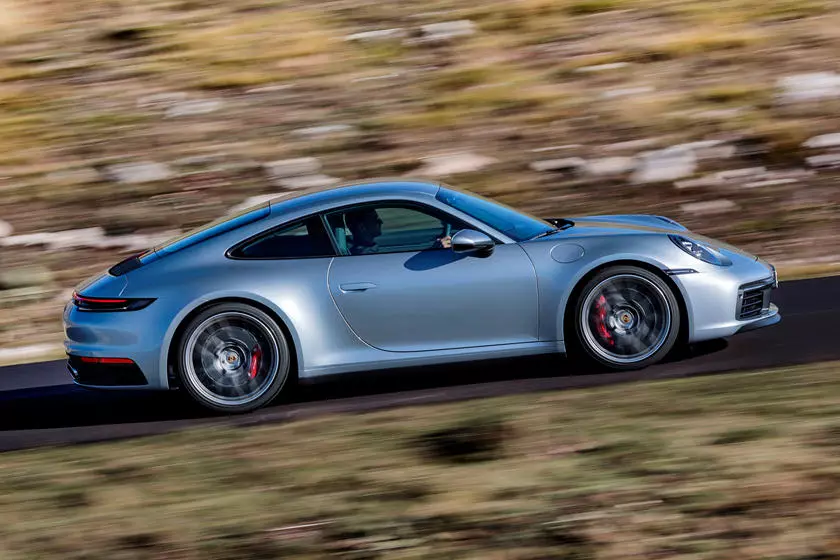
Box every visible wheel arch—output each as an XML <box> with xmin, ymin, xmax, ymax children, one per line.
<box><xmin>559</xmin><ymin>258</ymin><xmax>690</xmax><ymax>349</ymax></box>
<box><xmin>161</xmin><ymin>295</ymin><xmax>301</xmax><ymax>390</ymax></box>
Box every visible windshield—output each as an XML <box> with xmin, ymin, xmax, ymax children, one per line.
<box><xmin>435</xmin><ymin>187</ymin><xmax>554</xmax><ymax>242</ymax></box>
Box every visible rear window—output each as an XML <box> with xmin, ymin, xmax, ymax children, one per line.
<box><xmin>156</xmin><ymin>203</ymin><xmax>271</xmax><ymax>257</ymax></box>
<box><xmin>107</xmin><ymin>203</ymin><xmax>271</xmax><ymax>276</ymax></box>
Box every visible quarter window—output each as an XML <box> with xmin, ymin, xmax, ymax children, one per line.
<box><xmin>230</xmin><ymin>217</ymin><xmax>335</xmax><ymax>259</ymax></box>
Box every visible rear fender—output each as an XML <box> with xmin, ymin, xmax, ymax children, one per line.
<box><xmin>157</xmin><ymin>291</ymin><xmax>304</xmax><ymax>389</ymax></box>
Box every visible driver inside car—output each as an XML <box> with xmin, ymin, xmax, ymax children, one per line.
<box><xmin>345</xmin><ymin>208</ymin><xmax>383</xmax><ymax>255</ymax></box>
<box><xmin>344</xmin><ymin>208</ymin><xmax>452</xmax><ymax>255</ymax></box>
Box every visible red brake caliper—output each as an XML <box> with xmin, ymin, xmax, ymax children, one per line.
<box><xmin>248</xmin><ymin>346</ymin><xmax>262</xmax><ymax>379</ymax></box>
<box><xmin>595</xmin><ymin>295</ymin><xmax>614</xmax><ymax>346</ymax></box>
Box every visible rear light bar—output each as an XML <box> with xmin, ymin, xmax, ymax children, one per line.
<box><xmin>78</xmin><ymin>357</ymin><xmax>135</xmax><ymax>365</ymax></box>
<box><xmin>72</xmin><ymin>292</ymin><xmax>156</xmax><ymax>312</ymax></box>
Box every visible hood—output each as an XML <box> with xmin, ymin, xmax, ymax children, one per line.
<box><xmin>555</xmin><ymin>214</ymin><xmax>759</xmax><ymax>261</ymax></box>
<box><xmin>563</xmin><ymin>214</ymin><xmax>689</xmax><ymax>233</ymax></box>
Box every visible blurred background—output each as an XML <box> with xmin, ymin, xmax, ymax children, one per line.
<box><xmin>1</xmin><ymin>0</ymin><xmax>839</xmax><ymax>355</ymax></box>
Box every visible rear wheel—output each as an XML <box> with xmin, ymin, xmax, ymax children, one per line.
<box><xmin>572</xmin><ymin>266</ymin><xmax>680</xmax><ymax>370</ymax></box>
<box><xmin>177</xmin><ymin>302</ymin><xmax>292</xmax><ymax>413</ymax></box>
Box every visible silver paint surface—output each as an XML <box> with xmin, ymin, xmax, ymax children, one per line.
<box><xmin>550</xmin><ymin>244</ymin><xmax>585</xmax><ymax>263</ymax></box>
<box><xmin>64</xmin><ymin>180</ymin><xmax>780</xmax><ymax>390</ymax></box>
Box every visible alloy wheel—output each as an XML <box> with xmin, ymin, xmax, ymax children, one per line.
<box><xmin>183</xmin><ymin>310</ymin><xmax>285</xmax><ymax>407</ymax></box>
<box><xmin>579</xmin><ymin>273</ymin><xmax>672</xmax><ymax>365</ymax></box>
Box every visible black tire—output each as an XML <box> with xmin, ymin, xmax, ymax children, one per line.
<box><xmin>176</xmin><ymin>302</ymin><xmax>293</xmax><ymax>413</ymax></box>
<box><xmin>571</xmin><ymin>266</ymin><xmax>681</xmax><ymax>371</ymax></box>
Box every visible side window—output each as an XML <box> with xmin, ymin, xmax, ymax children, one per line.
<box><xmin>325</xmin><ymin>204</ymin><xmax>470</xmax><ymax>256</ymax></box>
<box><xmin>231</xmin><ymin>217</ymin><xmax>335</xmax><ymax>259</ymax></box>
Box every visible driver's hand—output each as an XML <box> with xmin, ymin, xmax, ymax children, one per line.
<box><xmin>439</xmin><ymin>235</ymin><xmax>452</xmax><ymax>249</ymax></box>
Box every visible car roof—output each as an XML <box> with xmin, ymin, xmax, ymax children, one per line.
<box><xmin>146</xmin><ymin>179</ymin><xmax>451</xmax><ymax>258</ymax></box>
<box><xmin>264</xmin><ymin>178</ymin><xmax>442</xmax><ymax>215</ymax></box>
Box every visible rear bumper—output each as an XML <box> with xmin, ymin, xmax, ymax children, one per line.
<box><xmin>66</xmin><ymin>355</ymin><xmax>149</xmax><ymax>388</ymax></box>
<box><xmin>63</xmin><ymin>300</ymin><xmax>171</xmax><ymax>390</ymax></box>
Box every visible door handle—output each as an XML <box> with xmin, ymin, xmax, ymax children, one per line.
<box><xmin>339</xmin><ymin>282</ymin><xmax>378</xmax><ymax>292</ymax></box>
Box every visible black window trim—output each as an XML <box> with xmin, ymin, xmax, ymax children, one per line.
<box><xmin>225</xmin><ymin>198</ymin><xmax>504</xmax><ymax>261</ymax></box>
<box><xmin>225</xmin><ymin>215</ymin><xmax>339</xmax><ymax>261</ymax></box>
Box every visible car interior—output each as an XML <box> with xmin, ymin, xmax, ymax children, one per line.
<box><xmin>327</xmin><ymin>206</ymin><xmax>459</xmax><ymax>255</ymax></box>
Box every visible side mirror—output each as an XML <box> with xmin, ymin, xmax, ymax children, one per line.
<box><xmin>451</xmin><ymin>229</ymin><xmax>495</xmax><ymax>256</ymax></box>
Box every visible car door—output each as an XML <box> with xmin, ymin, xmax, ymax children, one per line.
<box><xmin>325</xmin><ymin>202</ymin><xmax>539</xmax><ymax>352</ymax></box>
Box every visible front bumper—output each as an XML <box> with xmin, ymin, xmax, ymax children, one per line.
<box><xmin>674</xmin><ymin>259</ymin><xmax>781</xmax><ymax>343</ymax></box>
<box><xmin>734</xmin><ymin>304</ymin><xmax>781</xmax><ymax>334</ymax></box>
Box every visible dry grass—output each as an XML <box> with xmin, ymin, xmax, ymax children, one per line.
<box><xmin>3</xmin><ymin>362</ymin><xmax>840</xmax><ymax>558</ymax></box>
<box><xmin>0</xmin><ymin>1</ymin><xmax>33</xmax><ymax>38</ymax></box>
<box><xmin>162</xmin><ymin>9</ymin><xmax>346</xmax><ymax>86</ymax></box>
<box><xmin>630</xmin><ymin>29</ymin><xmax>766</xmax><ymax>60</ymax></box>
<box><xmin>695</xmin><ymin>84</ymin><xmax>769</xmax><ymax>105</ymax></box>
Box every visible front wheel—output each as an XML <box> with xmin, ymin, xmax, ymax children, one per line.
<box><xmin>176</xmin><ymin>303</ymin><xmax>292</xmax><ymax>413</ymax></box>
<box><xmin>572</xmin><ymin>266</ymin><xmax>681</xmax><ymax>370</ymax></box>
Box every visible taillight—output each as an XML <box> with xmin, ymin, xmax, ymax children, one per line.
<box><xmin>72</xmin><ymin>292</ymin><xmax>155</xmax><ymax>312</ymax></box>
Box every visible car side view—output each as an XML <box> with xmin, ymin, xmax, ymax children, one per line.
<box><xmin>64</xmin><ymin>180</ymin><xmax>781</xmax><ymax>413</ymax></box>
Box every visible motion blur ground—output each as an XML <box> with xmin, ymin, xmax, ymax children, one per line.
<box><xmin>3</xmin><ymin>361</ymin><xmax>840</xmax><ymax>559</ymax></box>
<box><xmin>2</xmin><ymin>0</ymin><xmax>840</xmax><ymax>352</ymax></box>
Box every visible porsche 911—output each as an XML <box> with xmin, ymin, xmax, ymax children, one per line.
<box><xmin>64</xmin><ymin>180</ymin><xmax>780</xmax><ymax>412</ymax></box>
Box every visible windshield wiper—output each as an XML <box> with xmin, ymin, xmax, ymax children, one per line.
<box><xmin>530</xmin><ymin>219</ymin><xmax>574</xmax><ymax>240</ymax></box>
<box><xmin>530</xmin><ymin>228</ymin><xmax>562</xmax><ymax>240</ymax></box>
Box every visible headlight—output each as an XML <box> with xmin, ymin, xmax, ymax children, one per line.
<box><xmin>668</xmin><ymin>235</ymin><xmax>732</xmax><ymax>266</ymax></box>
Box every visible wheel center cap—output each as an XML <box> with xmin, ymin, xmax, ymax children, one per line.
<box><xmin>219</xmin><ymin>348</ymin><xmax>243</xmax><ymax>372</ymax></box>
<box><xmin>611</xmin><ymin>309</ymin><xmax>636</xmax><ymax>331</ymax></box>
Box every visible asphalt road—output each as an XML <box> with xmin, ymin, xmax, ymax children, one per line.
<box><xmin>0</xmin><ymin>276</ymin><xmax>835</xmax><ymax>452</ymax></box>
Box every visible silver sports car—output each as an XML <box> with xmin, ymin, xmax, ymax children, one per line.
<box><xmin>64</xmin><ymin>180</ymin><xmax>780</xmax><ymax>412</ymax></box>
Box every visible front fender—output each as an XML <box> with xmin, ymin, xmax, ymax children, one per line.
<box><xmin>552</xmin><ymin>253</ymin><xmax>690</xmax><ymax>343</ymax></box>
<box><xmin>520</xmin><ymin>234</ymin><xmax>698</xmax><ymax>345</ymax></box>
